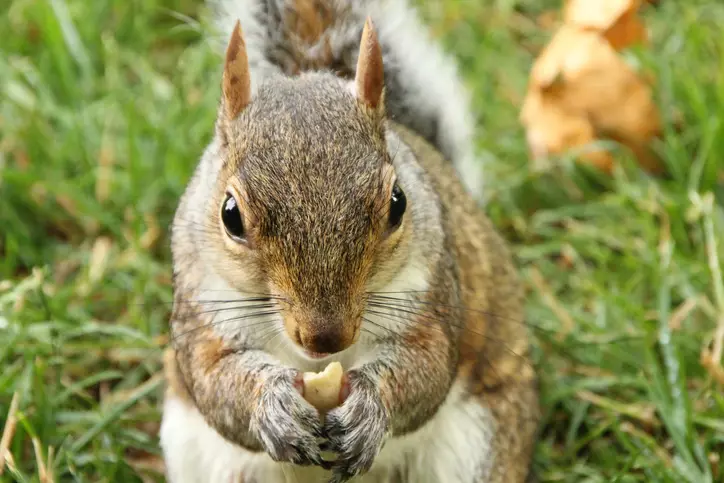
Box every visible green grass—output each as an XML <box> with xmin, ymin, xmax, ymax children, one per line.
<box><xmin>1</xmin><ymin>0</ymin><xmax>723</xmax><ymax>481</ymax></box>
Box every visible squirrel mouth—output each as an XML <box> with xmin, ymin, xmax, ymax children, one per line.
<box><xmin>304</xmin><ymin>350</ymin><xmax>331</xmax><ymax>360</ymax></box>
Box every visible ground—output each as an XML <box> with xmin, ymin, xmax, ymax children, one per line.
<box><xmin>1</xmin><ymin>0</ymin><xmax>723</xmax><ymax>481</ymax></box>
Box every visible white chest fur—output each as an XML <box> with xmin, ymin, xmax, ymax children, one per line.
<box><xmin>159</xmin><ymin>383</ymin><xmax>495</xmax><ymax>483</ymax></box>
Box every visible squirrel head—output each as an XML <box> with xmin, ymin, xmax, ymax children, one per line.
<box><xmin>207</xmin><ymin>19</ymin><xmax>411</xmax><ymax>356</ymax></box>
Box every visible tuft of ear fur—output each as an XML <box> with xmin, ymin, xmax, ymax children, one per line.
<box><xmin>355</xmin><ymin>17</ymin><xmax>384</xmax><ymax>111</ymax></box>
<box><xmin>222</xmin><ymin>20</ymin><xmax>251</xmax><ymax>121</ymax></box>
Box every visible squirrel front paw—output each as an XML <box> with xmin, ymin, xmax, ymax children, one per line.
<box><xmin>250</xmin><ymin>369</ymin><xmax>324</xmax><ymax>466</ymax></box>
<box><xmin>323</xmin><ymin>370</ymin><xmax>389</xmax><ymax>483</ymax></box>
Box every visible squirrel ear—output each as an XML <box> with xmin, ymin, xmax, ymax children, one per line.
<box><xmin>222</xmin><ymin>20</ymin><xmax>251</xmax><ymax>121</ymax></box>
<box><xmin>355</xmin><ymin>18</ymin><xmax>384</xmax><ymax>110</ymax></box>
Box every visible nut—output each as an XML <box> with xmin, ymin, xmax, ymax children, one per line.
<box><xmin>302</xmin><ymin>362</ymin><xmax>344</xmax><ymax>412</ymax></box>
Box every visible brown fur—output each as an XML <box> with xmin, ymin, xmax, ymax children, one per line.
<box><xmin>286</xmin><ymin>0</ymin><xmax>334</xmax><ymax>45</ymax></box>
<box><xmin>163</xmin><ymin>348</ymin><xmax>193</xmax><ymax>404</ymax></box>
<box><xmin>281</xmin><ymin>0</ymin><xmax>354</xmax><ymax>77</ymax></box>
<box><xmin>223</xmin><ymin>21</ymin><xmax>252</xmax><ymax>120</ymax></box>
<box><xmin>355</xmin><ymin>18</ymin><xmax>384</xmax><ymax>110</ymax></box>
<box><xmin>394</xmin><ymin>123</ymin><xmax>540</xmax><ymax>480</ymax></box>
<box><xmin>211</xmin><ymin>30</ymin><xmax>396</xmax><ymax>355</ymax></box>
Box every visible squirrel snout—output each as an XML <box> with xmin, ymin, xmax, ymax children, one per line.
<box><xmin>299</xmin><ymin>325</ymin><xmax>350</xmax><ymax>355</ymax></box>
<box><xmin>283</xmin><ymin>306</ymin><xmax>362</xmax><ymax>356</ymax></box>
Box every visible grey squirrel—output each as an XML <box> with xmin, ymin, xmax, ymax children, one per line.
<box><xmin>160</xmin><ymin>1</ymin><xmax>539</xmax><ymax>482</ymax></box>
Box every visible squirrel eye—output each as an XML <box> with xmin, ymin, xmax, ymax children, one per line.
<box><xmin>221</xmin><ymin>192</ymin><xmax>246</xmax><ymax>243</ymax></box>
<box><xmin>388</xmin><ymin>182</ymin><xmax>406</xmax><ymax>230</ymax></box>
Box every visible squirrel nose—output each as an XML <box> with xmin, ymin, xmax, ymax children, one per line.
<box><xmin>300</xmin><ymin>326</ymin><xmax>346</xmax><ymax>354</ymax></box>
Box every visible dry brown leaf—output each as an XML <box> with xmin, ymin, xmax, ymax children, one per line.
<box><xmin>545</xmin><ymin>28</ymin><xmax>659</xmax><ymax>130</ymax></box>
<box><xmin>564</xmin><ymin>0</ymin><xmax>648</xmax><ymax>50</ymax></box>
<box><xmin>545</xmin><ymin>29</ymin><xmax>662</xmax><ymax>171</ymax></box>
<box><xmin>523</xmin><ymin>26</ymin><xmax>663</xmax><ymax>174</ymax></box>
<box><xmin>529</xmin><ymin>26</ymin><xmax>583</xmax><ymax>89</ymax></box>
<box><xmin>521</xmin><ymin>88</ymin><xmax>615</xmax><ymax>172</ymax></box>
<box><xmin>564</xmin><ymin>0</ymin><xmax>636</xmax><ymax>29</ymax></box>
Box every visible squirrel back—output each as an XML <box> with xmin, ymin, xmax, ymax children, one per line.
<box><xmin>208</xmin><ymin>0</ymin><xmax>484</xmax><ymax>199</ymax></box>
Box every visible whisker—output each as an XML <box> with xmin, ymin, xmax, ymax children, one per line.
<box><xmin>367</xmin><ymin>296</ymin><xmax>548</xmax><ymax>332</ymax></box>
<box><xmin>363</xmin><ymin>308</ymin><xmax>539</xmax><ymax>369</ymax></box>
<box><xmin>194</xmin><ymin>289</ymin><xmax>284</xmax><ymax>297</ymax></box>
<box><xmin>257</xmin><ymin>324</ymin><xmax>286</xmax><ymax>348</ymax></box>
<box><xmin>173</xmin><ymin>302</ymin><xmax>278</xmax><ymax>322</ymax></box>
<box><xmin>365</xmin><ymin>305</ymin><xmax>477</xmax><ymax>338</ymax></box>
<box><xmin>268</xmin><ymin>330</ymin><xmax>289</xmax><ymax>354</ymax></box>
<box><xmin>128</xmin><ymin>294</ymin><xmax>284</xmax><ymax>309</ymax></box>
<box><xmin>360</xmin><ymin>326</ymin><xmax>384</xmax><ymax>341</ymax></box>
<box><xmin>176</xmin><ymin>296</ymin><xmax>279</xmax><ymax>304</ymax></box>
<box><xmin>366</xmin><ymin>302</ymin><xmax>649</xmax><ymax>374</ymax></box>
<box><xmin>367</xmin><ymin>302</ymin><xmax>562</xmax><ymax>351</ymax></box>
<box><xmin>171</xmin><ymin>311</ymin><xmax>279</xmax><ymax>343</ymax></box>
<box><xmin>179</xmin><ymin>298</ymin><xmax>276</xmax><ymax>305</ymax></box>
<box><xmin>361</xmin><ymin>317</ymin><xmax>396</xmax><ymax>342</ymax></box>
<box><xmin>369</xmin><ymin>300</ymin><xmax>644</xmax><ymax>349</ymax></box>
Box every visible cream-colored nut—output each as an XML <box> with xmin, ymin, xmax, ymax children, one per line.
<box><xmin>302</xmin><ymin>362</ymin><xmax>343</xmax><ymax>412</ymax></box>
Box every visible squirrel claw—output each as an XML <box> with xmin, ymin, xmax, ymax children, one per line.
<box><xmin>322</xmin><ymin>370</ymin><xmax>388</xmax><ymax>481</ymax></box>
<box><xmin>250</xmin><ymin>369</ymin><xmax>325</xmax><ymax>467</ymax></box>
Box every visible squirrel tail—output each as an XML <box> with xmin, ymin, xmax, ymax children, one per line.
<box><xmin>208</xmin><ymin>0</ymin><xmax>484</xmax><ymax>199</ymax></box>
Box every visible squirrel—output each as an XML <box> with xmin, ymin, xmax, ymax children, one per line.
<box><xmin>159</xmin><ymin>0</ymin><xmax>539</xmax><ymax>482</ymax></box>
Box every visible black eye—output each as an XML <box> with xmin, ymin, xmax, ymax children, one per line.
<box><xmin>221</xmin><ymin>192</ymin><xmax>246</xmax><ymax>242</ymax></box>
<box><xmin>388</xmin><ymin>182</ymin><xmax>406</xmax><ymax>229</ymax></box>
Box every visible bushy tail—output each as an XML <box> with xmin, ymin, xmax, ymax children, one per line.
<box><xmin>208</xmin><ymin>0</ymin><xmax>484</xmax><ymax>198</ymax></box>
